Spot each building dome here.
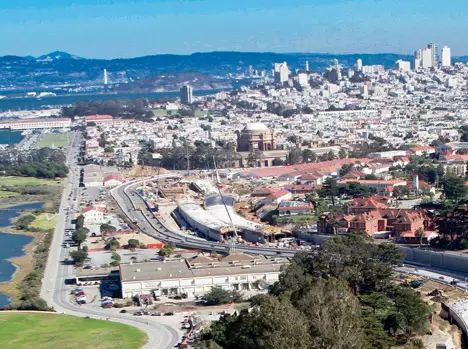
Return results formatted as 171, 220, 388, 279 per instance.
244, 122, 269, 131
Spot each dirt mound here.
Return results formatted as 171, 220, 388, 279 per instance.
122, 165, 169, 178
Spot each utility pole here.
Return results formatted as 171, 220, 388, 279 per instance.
213, 156, 238, 251
184, 139, 190, 176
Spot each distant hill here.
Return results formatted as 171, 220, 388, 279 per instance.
36, 51, 84, 62
0, 51, 466, 91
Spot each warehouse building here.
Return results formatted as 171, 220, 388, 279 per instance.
0, 117, 71, 130
119, 252, 288, 298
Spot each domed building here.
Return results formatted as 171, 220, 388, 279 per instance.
237, 123, 275, 152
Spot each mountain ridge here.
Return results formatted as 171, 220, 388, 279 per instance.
1, 51, 467, 90
5, 50, 468, 61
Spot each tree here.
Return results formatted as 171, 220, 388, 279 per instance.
294, 278, 365, 349
392, 185, 410, 199
105, 237, 120, 251
321, 177, 339, 206
442, 176, 467, 200
340, 164, 354, 176
100, 223, 116, 234
247, 149, 264, 167
204, 286, 243, 306
75, 215, 85, 229
338, 148, 347, 159
70, 249, 88, 266
72, 227, 88, 248
415, 227, 424, 247
287, 148, 303, 164
110, 252, 121, 266
204, 296, 312, 349
127, 238, 140, 249
14, 214, 36, 230
364, 174, 378, 180
302, 149, 317, 163
327, 150, 336, 160
158, 243, 176, 257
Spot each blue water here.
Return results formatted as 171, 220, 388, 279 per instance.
0, 202, 44, 306
0, 89, 225, 111
0, 130, 24, 145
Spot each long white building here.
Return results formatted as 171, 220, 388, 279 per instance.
0, 118, 71, 130
120, 253, 288, 298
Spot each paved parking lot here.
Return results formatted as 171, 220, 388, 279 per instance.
88, 250, 199, 267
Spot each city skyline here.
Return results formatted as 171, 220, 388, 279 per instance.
2, 0, 468, 58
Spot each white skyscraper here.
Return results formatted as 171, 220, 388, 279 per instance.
414, 50, 422, 70
414, 44, 439, 70
355, 59, 363, 72
274, 62, 290, 85
427, 43, 438, 68
421, 47, 433, 69
103, 69, 108, 85
441, 46, 451, 67
305, 60, 309, 72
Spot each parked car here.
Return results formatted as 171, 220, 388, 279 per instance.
134, 311, 143, 316
164, 312, 174, 316
120, 309, 127, 313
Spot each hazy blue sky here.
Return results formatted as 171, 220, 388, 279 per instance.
1, 0, 468, 58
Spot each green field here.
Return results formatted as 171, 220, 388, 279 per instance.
194, 110, 208, 117
0, 313, 148, 349
0, 190, 20, 198
36, 133, 69, 149
152, 109, 170, 116
29, 213, 57, 230
0, 176, 63, 186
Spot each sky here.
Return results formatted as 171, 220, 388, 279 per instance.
1, 0, 468, 58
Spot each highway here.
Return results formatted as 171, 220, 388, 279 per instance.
40, 133, 180, 349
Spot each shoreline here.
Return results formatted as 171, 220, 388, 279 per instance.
0, 200, 43, 210
0, 227, 43, 303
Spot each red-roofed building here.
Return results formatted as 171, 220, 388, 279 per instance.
409, 146, 435, 156
282, 184, 316, 194
348, 197, 388, 214
84, 114, 114, 124
318, 209, 432, 239
339, 179, 407, 196
103, 173, 125, 187
261, 189, 292, 205
82, 206, 105, 224
298, 172, 326, 185
251, 187, 282, 198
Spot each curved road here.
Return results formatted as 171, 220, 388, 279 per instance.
111, 176, 297, 257
40, 134, 180, 349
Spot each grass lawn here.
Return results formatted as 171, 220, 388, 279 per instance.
152, 109, 170, 116
36, 133, 69, 149
277, 214, 317, 224
0, 190, 20, 198
194, 109, 208, 117
29, 213, 57, 230
0, 176, 63, 186
0, 313, 148, 349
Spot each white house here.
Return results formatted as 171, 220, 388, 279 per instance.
82, 206, 105, 224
